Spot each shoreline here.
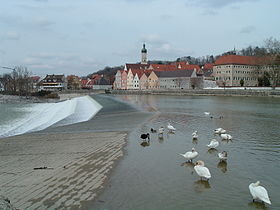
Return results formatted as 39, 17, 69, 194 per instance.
0, 131, 128, 209
111, 89, 280, 97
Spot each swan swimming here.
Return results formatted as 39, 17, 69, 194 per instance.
207, 139, 219, 149
192, 130, 198, 140
249, 181, 271, 205
220, 133, 232, 140
180, 148, 198, 162
218, 151, 228, 161
204, 112, 210, 115
158, 126, 164, 136
214, 128, 226, 134
194, 160, 211, 180
167, 123, 176, 132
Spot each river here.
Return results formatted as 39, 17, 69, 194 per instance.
86, 94, 280, 210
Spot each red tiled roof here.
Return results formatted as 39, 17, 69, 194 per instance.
203, 63, 214, 70
215, 55, 260, 65
150, 64, 178, 71
126, 63, 149, 70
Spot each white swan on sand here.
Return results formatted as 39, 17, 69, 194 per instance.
192, 130, 198, 139
249, 181, 271, 205
214, 128, 226, 134
180, 148, 198, 162
220, 133, 232, 140
218, 151, 228, 161
167, 123, 176, 132
194, 160, 211, 180
207, 139, 219, 149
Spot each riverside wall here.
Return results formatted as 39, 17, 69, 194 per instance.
111, 89, 280, 97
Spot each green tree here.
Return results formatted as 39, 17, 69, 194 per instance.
240, 79, 244, 87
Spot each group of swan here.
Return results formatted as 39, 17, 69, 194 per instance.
146, 121, 272, 205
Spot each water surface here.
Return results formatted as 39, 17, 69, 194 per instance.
86, 95, 280, 210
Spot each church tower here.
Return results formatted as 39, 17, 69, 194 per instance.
141, 43, 148, 64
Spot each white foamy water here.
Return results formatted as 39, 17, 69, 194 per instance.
0, 95, 102, 138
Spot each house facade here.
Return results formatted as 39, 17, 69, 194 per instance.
38, 74, 67, 91
155, 69, 202, 89
121, 70, 128, 89
213, 55, 263, 86
139, 73, 149, 90
114, 70, 122, 89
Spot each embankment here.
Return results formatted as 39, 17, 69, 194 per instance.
111, 89, 280, 97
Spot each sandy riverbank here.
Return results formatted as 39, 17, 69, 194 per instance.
0, 131, 127, 209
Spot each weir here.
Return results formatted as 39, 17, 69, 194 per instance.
0, 96, 102, 138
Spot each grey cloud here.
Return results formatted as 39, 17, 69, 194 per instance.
240, 26, 256, 34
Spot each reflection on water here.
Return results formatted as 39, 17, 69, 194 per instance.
193, 180, 211, 193
89, 94, 280, 210
158, 136, 164, 143
217, 161, 227, 173
207, 148, 218, 155
248, 201, 268, 210
192, 139, 198, 144
140, 140, 150, 147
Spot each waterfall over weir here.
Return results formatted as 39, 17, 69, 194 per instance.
0, 96, 102, 138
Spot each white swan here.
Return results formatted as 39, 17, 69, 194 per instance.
158, 126, 164, 135
204, 112, 210, 115
167, 123, 176, 132
207, 139, 219, 149
194, 160, 211, 180
220, 133, 232, 140
192, 130, 198, 139
218, 151, 227, 161
180, 148, 198, 162
214, 128, 226, 134
249, 181, 271, 205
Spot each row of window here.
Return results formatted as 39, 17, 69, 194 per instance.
215, 77, 257, 81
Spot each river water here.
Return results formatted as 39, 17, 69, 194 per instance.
85, 94, 280, 210
1, 94, 279, 209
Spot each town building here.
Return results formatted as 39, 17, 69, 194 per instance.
38, 74, 67, 91
213, 55, 263, 86
155, 69, 203, 89
92, 75, 112, 89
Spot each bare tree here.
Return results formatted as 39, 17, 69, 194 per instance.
263, 37, 280, 89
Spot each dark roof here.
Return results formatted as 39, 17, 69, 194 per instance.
154, 69, 194, 78
94, 77, 110, 85
141, 44, 147, 53
43, 74, 65, 82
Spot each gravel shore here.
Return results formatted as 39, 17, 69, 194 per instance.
0, 131, 127, 209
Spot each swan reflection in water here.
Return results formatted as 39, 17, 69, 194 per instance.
140, 140, 150, 147
217, 161, 227, 173
192, 139, 198, 144
181, 162, 195, 174
248, 201, 268, 210
193, 180, 211, 193
158, 135, 164, 143
207, 148, 218, 155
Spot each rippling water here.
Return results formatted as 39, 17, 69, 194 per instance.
85, 94, 280, 210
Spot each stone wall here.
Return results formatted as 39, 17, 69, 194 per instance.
111, 89, 280, 97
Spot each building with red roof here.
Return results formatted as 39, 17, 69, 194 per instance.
213, 55, 265, 87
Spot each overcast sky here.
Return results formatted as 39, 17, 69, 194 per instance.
0, 0, 279, 77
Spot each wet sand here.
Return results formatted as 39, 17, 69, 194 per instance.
0, 131, 127, 209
